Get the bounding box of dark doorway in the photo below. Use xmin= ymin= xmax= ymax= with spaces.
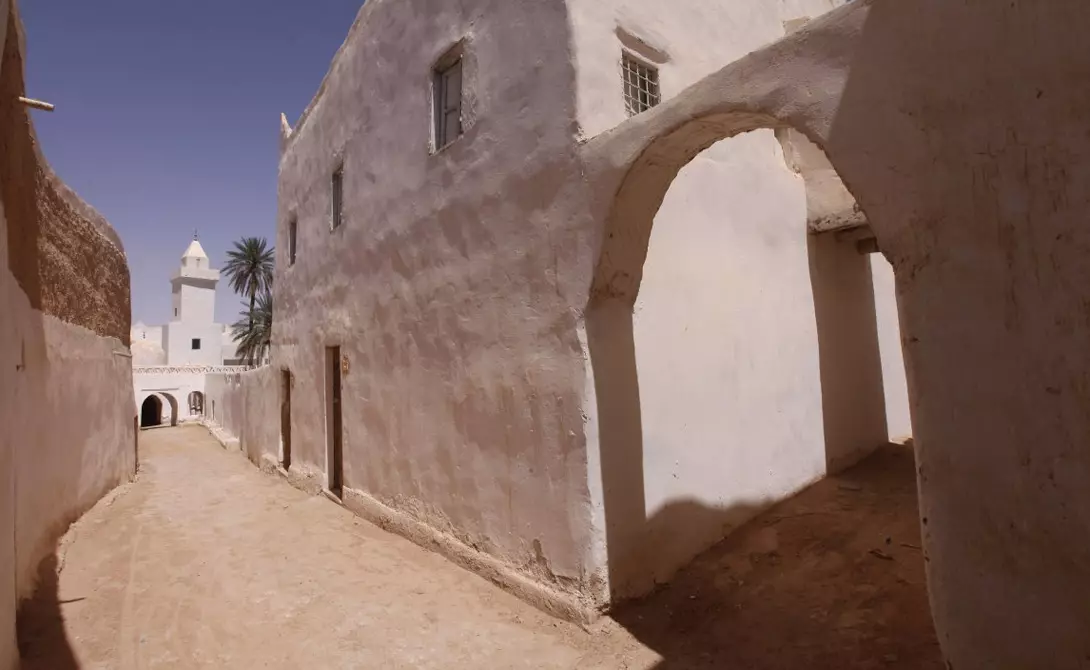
xmin=325 ymin=347 xmax=343 ymax=497
xmin=140 ymin=396 xmax=162 ymax=428
xmin=281 ymin=369 xmax=292 ymax=470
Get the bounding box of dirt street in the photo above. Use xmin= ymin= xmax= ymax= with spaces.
xmin=17 ymin=426 xmax=940 ymax=669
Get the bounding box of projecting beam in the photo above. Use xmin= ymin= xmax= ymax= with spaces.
xmin=17 ymin=96 xmax=54 ymax=112
xmin=808 ymin=207 xmax=867 ymax=234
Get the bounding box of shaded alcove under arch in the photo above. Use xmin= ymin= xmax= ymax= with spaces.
xmin=139 ymin=392 xmax=179 ymax=429
xmin=139 ymin=395 xmax=161 ymax=428
xmin=585 ymin=114 xmax=913 ymax=603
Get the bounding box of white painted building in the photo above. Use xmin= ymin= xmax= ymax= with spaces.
xmin=132 ymin=238 xmax=245 ymax=427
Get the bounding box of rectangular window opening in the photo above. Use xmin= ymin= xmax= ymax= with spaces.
xmin=622 ymin=53 xmax=660 ymax=117
xmin=330 ymin=167 xmax=344 ymax=231
xmin=434 ymin=54 xmax=463 ymax=150
xmin=288 ymin=218 xmax=298 ymax=265
xmin=191 ymin=338 xmax=201 ymax=350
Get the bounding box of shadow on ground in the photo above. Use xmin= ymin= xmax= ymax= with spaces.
xmin=17 ymin=549 xmax=80 ymax=670
xmin=609 ymin=444 xmax=943 ymax=670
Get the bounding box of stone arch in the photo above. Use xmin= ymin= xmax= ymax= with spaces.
xmin=584 ymin=108 xmax=901 ymax=597
xmin=590 ymin=112 xmax=886 ymax=305
xmin=139 ymin=392 xmax=179 ymax=428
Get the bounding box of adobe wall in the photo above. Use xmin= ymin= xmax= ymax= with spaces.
xmin=0 ymin=2 xmax=136 ymax=666
xmin=566 ymin=0 xmax=848 ymax=141
xmin=577 ymin=0 xmax=1090 ymax=666
xmin=204 ymin=367 xmax=279 ymax=467
xmin=274 ymin=0 xmax=604 ymax=613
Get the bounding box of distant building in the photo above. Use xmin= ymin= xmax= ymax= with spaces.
xmin=132 ymin=237 xmax=243 ymax=427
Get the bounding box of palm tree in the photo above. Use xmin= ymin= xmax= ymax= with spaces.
xmin=222 ymin=237 xmax=274 ymax=328
xmin=232 ymin=288 xmax=273 ymax=366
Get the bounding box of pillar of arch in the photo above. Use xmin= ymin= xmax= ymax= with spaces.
xmin=578 ymin=0 xmax=1090 ymax=666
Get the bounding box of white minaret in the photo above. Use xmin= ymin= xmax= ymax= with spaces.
xmin=171 ymin=234 xmax=218 ymax=323
xmin=164 ymin=234 xmax=223 ymax=366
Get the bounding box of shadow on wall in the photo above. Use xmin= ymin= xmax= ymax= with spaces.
xmin=15 ymin=550 xmax=78 ymax=670
xmin=2 ymin=3 xmax=135 ymax=664
xmin=586 ymin=196 xmax=897 ymax=601
xmin=609 ymin=444 xmax=940 ymax=670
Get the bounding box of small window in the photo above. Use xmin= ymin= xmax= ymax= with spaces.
xmin=330 ymin=167 xmax=344 ymax=230
xmin=434 ymin=55 xmax=463 ymax=149
xmin=174 ymin=308 xmax=178 ymax=318
xmin=622 ymin=53 xmax=660 ymax=116
xmin=288 ymin=218 xmax=298 ymax=265
xmin=191 ymin=338 xmax=201 ymax=350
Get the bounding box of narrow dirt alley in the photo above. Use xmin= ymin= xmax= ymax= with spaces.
xmin=15 ymin=426 xmax=626 ymax=669
xmin=17 ymin=426 xmax=940 ymax=669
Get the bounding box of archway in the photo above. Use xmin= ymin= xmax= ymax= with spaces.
xmin=139 ymin=392 xmax=179 ymax=428
xmin=585 ymin=109 xmax=926 ymax=666
xmin=140 ymin=395 xmax=162 ymax=428
xmin=573 ymin=0 xmax=1090 ymax=665
xmin=188 ymin=391 xmax=204 ymax=416
xmin=589 ymin=110 xmax=909 ymax=585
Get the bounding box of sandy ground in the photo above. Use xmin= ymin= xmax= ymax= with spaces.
xmin=17 ymin=426 xmax=941 ymax=669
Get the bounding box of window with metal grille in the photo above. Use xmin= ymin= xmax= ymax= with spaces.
xmin=288 ymin=218 xmax=297 ymax=265
xmin=330 ymin=167 xmax=344 ymax=230
xmin=434 ymin=56 xmax=463 ymax=149
xmin=622 ymin=54 xmax=660 ymax=116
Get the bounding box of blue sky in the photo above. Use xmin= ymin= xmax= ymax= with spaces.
xmin=22 ymin=1 xmax=363 ymax=326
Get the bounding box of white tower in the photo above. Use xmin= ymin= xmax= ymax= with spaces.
xmin=163 ymin=235 xmax=223 ymax=366
xmin=171 ymin=236 xmax=218 ymax=323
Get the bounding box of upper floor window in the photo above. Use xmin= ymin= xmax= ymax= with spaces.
xmin=434 ymin=52 xmax=463 ymax=149
xmin=330 ymin=166 xmax=344 ymax=231
xmin=288 ymin=217 xmax=298 ymax=265
xmin=191 ymin=338 xmax=201 ymax=350
xmin=622 ymin=53 xmax=660 ymax=116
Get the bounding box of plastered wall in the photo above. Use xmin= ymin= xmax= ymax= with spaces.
xmin=566 ymin=0 xmax=847 ymax=140
xmin=274 ymin=0 xmax=602 ymax=608
xmin=627 ymin=132 xmax=822 ymax=594
xmin=0 ymin=2 xmax=135 ymax=666
xmin=204 ymin=368 xmax=279 ymax=467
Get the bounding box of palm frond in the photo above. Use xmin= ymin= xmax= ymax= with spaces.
xmin=222 ymin=237 xmax=275 ymax=303
xmin=232 ymin=287 xmax=274 ymax=366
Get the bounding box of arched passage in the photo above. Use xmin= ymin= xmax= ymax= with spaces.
xmin=140 ymin=395 xmax=162 ymax=428
xmin=576 ymin=0 xmax=1090 ymax=665
xmin=586 ymin=112 xmax=914 ymax=607
xmin=139 ymin=392 xmax=179 ymax=428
